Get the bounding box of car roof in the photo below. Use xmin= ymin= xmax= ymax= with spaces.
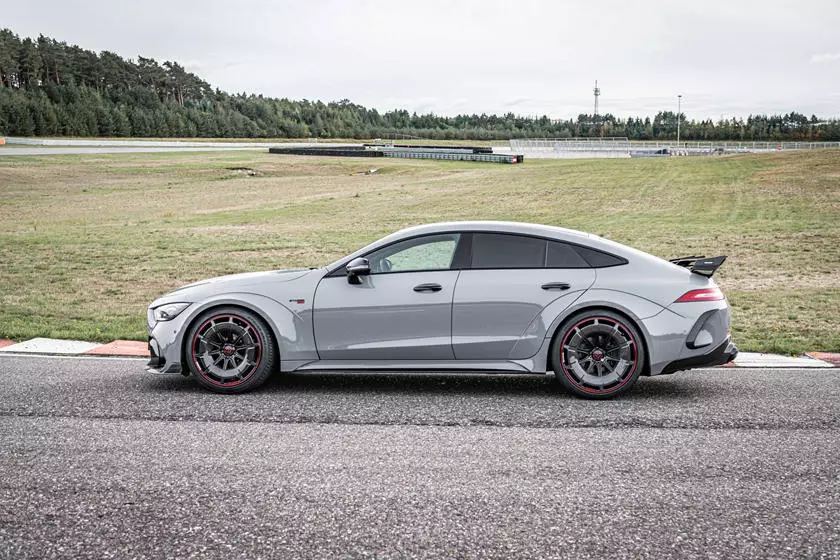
xmin=389 ymin=221 xmax=593 ymax=241
xmin=325 ymin=221 xmax=653 ymax=271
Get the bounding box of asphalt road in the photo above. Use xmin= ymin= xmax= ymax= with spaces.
xmin=1 ymin=355 xmax=838 ymax=559
xmin=0 ymin=147 xmax=266 ymax=156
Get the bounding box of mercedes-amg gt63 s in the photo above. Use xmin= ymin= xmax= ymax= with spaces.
xmin=146 ymin=221 xmax=737 ymax=399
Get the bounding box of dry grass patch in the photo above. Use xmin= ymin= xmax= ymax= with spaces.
xmin=1 ymin=149 xmax=838 ymax=352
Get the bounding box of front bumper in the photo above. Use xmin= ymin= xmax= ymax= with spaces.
xmin=147 ymin=338 xmax=164 ymax=369
xmin=146 ymin=310 xmax=192 ymax=375
xmin=660 ymin=337 xmax=739 ymax=375
xmin=146 ymin=337 xmax=183 ymax=374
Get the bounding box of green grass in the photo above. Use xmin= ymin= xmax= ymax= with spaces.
xmin=1 ymin=149 xmax=838 ymax=353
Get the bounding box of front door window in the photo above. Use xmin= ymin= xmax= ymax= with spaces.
xmin=366 ymin=234 xmax=461 ymax=274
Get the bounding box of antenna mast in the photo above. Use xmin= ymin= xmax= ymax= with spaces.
xmin=593 ymin=80 xmax=600 ymax=118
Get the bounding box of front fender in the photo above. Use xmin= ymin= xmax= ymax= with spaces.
xmin=151 ymin=292 xmax=317 ymax=374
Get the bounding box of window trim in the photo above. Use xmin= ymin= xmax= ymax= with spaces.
xmin=326 ymin=230 xmax=628 ymax=277
xmin=465 ymin=231 xmax=628 ymax=270
xmin=325 ymin=232 xmax=466 ymax=278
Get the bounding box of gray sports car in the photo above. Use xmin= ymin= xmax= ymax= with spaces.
xmin=146 ymin=221 xmax=737 ymax=398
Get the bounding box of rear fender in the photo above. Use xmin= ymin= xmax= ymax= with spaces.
xmin=533 ymin=289 xmax=666 ymax=374
xmin=544 ymin=289 xmax=664 ymax=341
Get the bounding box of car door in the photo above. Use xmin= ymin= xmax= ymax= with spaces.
xmin=452 ymin=233 xmax=597 ymax=360
xmin=313 ymin=233 xmax=463 ymax=360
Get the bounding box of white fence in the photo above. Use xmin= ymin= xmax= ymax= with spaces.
xmin=509 ymin=138 xmax=840 ymax=158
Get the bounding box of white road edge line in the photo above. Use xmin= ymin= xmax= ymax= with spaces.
xmin=0 ymin=353 xmax=147 ymax=361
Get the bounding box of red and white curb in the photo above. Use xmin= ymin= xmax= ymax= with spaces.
xmin=0 ymin=338 xmax=149 ymax=357
xmin=727 ymin=352 xmax=834 ymax=368
xmin=0 ymin=337 xmax=838 ymax=367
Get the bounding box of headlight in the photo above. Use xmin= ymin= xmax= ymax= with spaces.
xmin=152 ymin=302 xmax=191 ymax=322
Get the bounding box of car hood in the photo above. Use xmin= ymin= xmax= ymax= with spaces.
xmin=151 ymin=269 xmax=316 ymax=307
xmin=177 ymin=269 xmax=310 ymax=289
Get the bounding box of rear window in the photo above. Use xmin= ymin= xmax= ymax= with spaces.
xmin=471 ymin=233 xmax=545 ymax=269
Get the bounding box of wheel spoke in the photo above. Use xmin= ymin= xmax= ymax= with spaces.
xmin=561 ymin=317 xmax=637 ymax=391
xmin=193 ymin=314 xmax=263 ymax=384
xmin=606 ymin=340 xmax=633 ymax=352
xmin=197 ymin=335 xmax=220 ymax=347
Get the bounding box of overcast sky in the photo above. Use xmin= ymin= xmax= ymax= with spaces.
xmin=4 ymin=0 xmax=840 ymax=119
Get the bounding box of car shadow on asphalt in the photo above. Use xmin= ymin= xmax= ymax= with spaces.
xmin=141 ymin=371 xmax=720 ymax=401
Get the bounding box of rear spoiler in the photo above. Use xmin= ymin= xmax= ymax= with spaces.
xmin=668 ymin=255 xmax=727 ymax=277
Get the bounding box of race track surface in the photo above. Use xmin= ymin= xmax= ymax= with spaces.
xmin=1 ymin=355 xmax=838 ymax=559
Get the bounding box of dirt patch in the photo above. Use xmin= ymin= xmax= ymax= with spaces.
xmin=225 ymin=167 xmax=259 ymax=176
xmin=189 ymin=225 xmax=266 ymax=232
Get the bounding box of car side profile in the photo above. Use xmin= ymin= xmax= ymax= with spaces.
xmin=146 ymin=221 xmax=737 ymax=399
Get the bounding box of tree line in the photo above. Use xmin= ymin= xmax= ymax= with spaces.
xmin=1 ymin=28 xmax=838 ymax=141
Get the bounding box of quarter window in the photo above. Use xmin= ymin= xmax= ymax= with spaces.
xmin=575 ymin=245 xmax=626 ymax=268
xmin=546 ymin=241 xmax=591 ymax=268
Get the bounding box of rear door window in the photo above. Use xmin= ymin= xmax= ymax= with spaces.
xmin=470 ymin=233 xmax=546 ymax=269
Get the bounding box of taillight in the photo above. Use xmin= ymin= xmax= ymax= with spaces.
xmin=675 ymin=287 xmax=724 ymax=303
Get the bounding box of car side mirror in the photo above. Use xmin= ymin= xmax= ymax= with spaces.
xmin=346 ymin=257 xmax=371 ymax=284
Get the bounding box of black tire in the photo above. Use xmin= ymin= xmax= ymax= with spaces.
xmin=550 ymin=310 xmax=645 ymax=399
xmin=184 ymin=306 xmax=276 ymax=394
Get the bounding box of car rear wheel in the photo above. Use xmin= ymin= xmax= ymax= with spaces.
xmin=185 ymin=307 xmax=276 ymax=394
xmin=550 ymin=310 xmax=644 ymax=399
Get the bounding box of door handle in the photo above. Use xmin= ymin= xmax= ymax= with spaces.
xmin=414 ymin=283 xmax=443 ymax=293
xmin=541 ymin=282 xmax=571 ymax=291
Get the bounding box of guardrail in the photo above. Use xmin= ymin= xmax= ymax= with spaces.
xmin=383 ymin=151 xmax=522 ymax=163
xmin=510 ymin=138 xmax=840 ymax=153
xmin=269 ymin=145 xmax=524 ymax=164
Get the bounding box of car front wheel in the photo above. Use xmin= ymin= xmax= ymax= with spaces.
xmin=185 ymin=307 xmax=276 ymax=394
xmin=550 ymin=310 xmax=644 ymax=399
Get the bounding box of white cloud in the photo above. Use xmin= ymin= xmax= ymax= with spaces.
xmin=810 ymin=52 xmax=840 ymax=64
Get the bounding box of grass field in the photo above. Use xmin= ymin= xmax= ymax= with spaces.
xmin=1 ymin=150 xmax=838 ymax=353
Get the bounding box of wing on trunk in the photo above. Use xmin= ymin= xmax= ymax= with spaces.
xmin=669 ymin=255 xmax=727 ymax=277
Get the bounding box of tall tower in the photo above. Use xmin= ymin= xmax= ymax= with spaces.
xmin=593 ymin=80 xmax=600 ymax=118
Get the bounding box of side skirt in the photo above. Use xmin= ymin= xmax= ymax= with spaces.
xmin=292 ymin=359 xmax=534 ymax=373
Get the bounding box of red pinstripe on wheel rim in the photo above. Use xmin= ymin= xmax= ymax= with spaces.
xmin=559 ymin=316 xmax=638 ymax=394
xmin=191 ymin=314 xmax=262 ymax=387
